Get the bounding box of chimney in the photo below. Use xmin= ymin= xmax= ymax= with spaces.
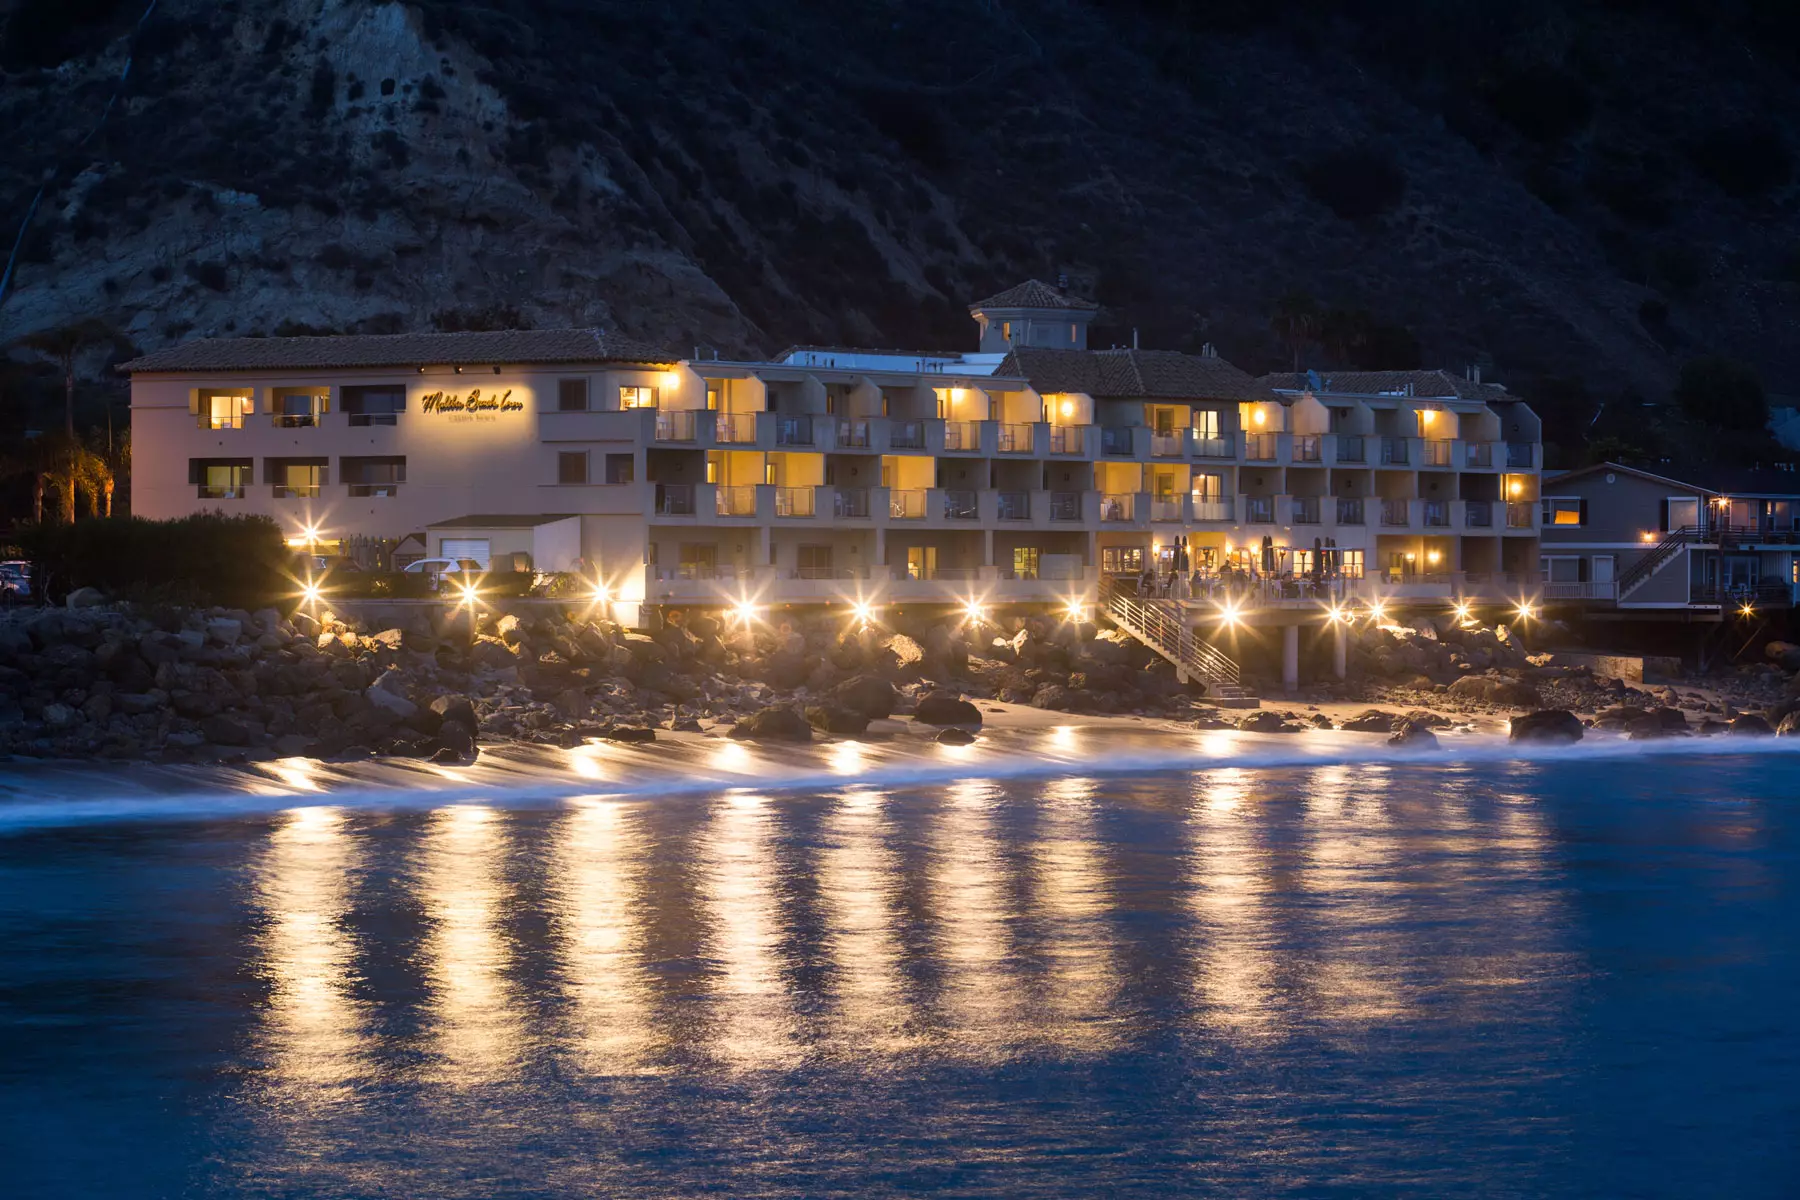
xmin=1473 ymin=365 xmax=1483 ymax=385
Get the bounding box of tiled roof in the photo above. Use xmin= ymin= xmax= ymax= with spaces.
xmin=1555 ymin=461 xmax=1800 ymax=498
xmin=118 ymin=328 xmax=676 ymax=373
xmin=968 ymin=279 xmax=1100 ymax=312
xmin=1260 ymin=369 xmax=1513 ymax=402
xmin=998 ymin=347 xmax=1276 ymax=403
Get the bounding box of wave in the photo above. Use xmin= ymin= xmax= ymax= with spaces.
xmin=0 ymin=725 xmax=1796 ymax=832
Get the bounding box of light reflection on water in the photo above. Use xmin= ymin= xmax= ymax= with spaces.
xmin=553 ymin=798 xmax=660 ymax=1076
xmin=417 ymin=804 xmax=519 ymax=1086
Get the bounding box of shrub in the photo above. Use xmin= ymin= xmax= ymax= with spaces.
xmin=1675 ymin=356 xmax=1767 ymax=432
xmin=1300 ymin=145 xmax=1407 ymax=220
xmin=17 ymin=514 xmax=288 ymax=609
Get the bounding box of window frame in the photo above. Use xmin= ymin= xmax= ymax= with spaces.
xmin=340 ymin=385 xmax=405 ymax=427
xmin=557 ymin=451 xmax=589 ymax=485
xmin=557 ymin=378 xmax=590 ymax=412
xmin=618 ymin=385 xmax=660 ymax=410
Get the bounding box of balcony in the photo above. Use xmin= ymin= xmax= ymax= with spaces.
xmin=1335 ymin=435 xmax=1367 ymax=464
xmin=1464 ymin=442 xmax=1493 ymax=469
xmin=1506 ymin=442 xmax=1535 ymax=469
xmin=774 ymin=415 xmax=814 ymax=447
xmin=1423 ymin=499 xmax=1451 ymax=527
xmin=1192 ymin=435 xmax=1233 ymax=459
xmin=1150 ymin=496 xmax=1184 ymax=522
xmin=1244 ymin=432 xmax=1278 ymax=462
xmin=715 ymin=413 xmax=757 ymax=444
xmin=1465 ymin=499 xmax=1493 ymax=528
xmin=654 ymin=482 xmax=696 ymax=516
xmin=1244 ymin=496 xmax=1275 ymax=524
xmin=1506 ymin=501 xmax=1536 ymax=529
xmin=997 ymin=490 xmax=1031 ymax=520
xmin=942 ymin=489 xmax=979 ymax=520
xmin=197 ymin=484 xmax=246 ymax=500
xmin=1336 ymin=498 xmax=1365 ymax=525
xmin=1101 ymin=426 xmax=1135 ymax=456
xmin=1422 ymin=439 xmax=1453 ymax=468
xmin=1292 ymin=435 xmax=1322 ymax=463
xmin=889 ymin=421 xmax=927 ymax=450
xmin=836 ymin=418 xmax=871 ymax=448
xmin=272 ymin=483 xmax=320 ymax=499
xmin=654 ymin=410 xmax=697 ymax=442
xmin=1049 ymin=491 xmax=1083 ymax=521
xmin=1192 ymin=497 xmax=1233 ymax=522
xmin=890 ymin=488 xmax=928 ymax=519
xmin=998 ymin=423 xmax=1034 ymax=453
xmin=943 ymin=421 xmax=979 ymax=452
xmin=1381 ymin=498 xmax=1410 ymax=526
xmin=1049 ymin=425 xmax=1084 ymax=455
xmin=1292 ymin=496 xmax=1321 ymax=524
xmin=1380 ymin=437 xmax=1410 ymax=466
xmin=774 ymin=486 xmax=815 ymax=517
xmin=715 ymin=484 xmax=758 ymax=516
xmin=1100 ymin=492 xmax=1135 ymax=521
xmin=1150 ymin=432 xmax=1185 ymax=458
xmin=834 ymin=487 xmax=871 ymax=519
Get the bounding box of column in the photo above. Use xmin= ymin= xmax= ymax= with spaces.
xmin=1282 ymin=624 xmax=1300 ymax=692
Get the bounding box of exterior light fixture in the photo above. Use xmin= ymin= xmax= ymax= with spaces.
xmin=1427 ymin=550 xmax=1442 ymax=566
xmin=591 ymin=581 xmax=611 ymax=604
xmin=1515 ymin=602 xmax=1536 ymax=621
xmin=1641 ymin=531 xmax=1656 ymax=542
xmin=1739 ymin=602 xmax=1756 ymax=618
xmin=1252 ymin=408 xmax=1266 ymax=426
xmin=1064 ymin=598 xmax=1087 ymax=621
xmin=300 ymin=582 xmax=321 ymax=605
xmin=851 ymin=600 xmax=875 ymax=625
xmin=1453 ymin=601 xmax=1472 ymax=622
xmin=1325 ymin=603 xmax=1345 ymax=624
xmin=1060 ymin=399 xmax=1074 ymax=419
xmin=1368 ymin=600 xmax=1387 ymax=623
xmin=1509 ymin=480 xmax=1524 ymax=498
xmin=733 ymin=601 xmax=761 ymax=625
xmin=1217 ymin=600 xmax=1243 ymax=627
xmin=962 ymin=601 xmax=986 ymax=623
xmin=458 ymin=583 xmax=480 ymax=606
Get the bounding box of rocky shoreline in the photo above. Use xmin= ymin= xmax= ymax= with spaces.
xmin=2 ymin=601 xmax=1798 ymax=765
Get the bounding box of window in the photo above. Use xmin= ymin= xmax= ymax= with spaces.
xmin=1541 ymin=556 xmax=1582 ymax=583
xmin=1292 ymin=549 xmax=1314 ymax=576
xmin=340 ymin=386 xmax=404 ymax=426
xmin=557 ymin=452 xmax=588 ymax=485
xmin=619 ymin=385 xmax=659 ymax=409
xmin=1541 ymin=497 xmax=1584 ymax=526
xmin=1102 ymin=546 xmax=1144 ymax=574
xmin=1001 ymin=321 xmax=1012 ymax=341
xmin=1193 ymin=409 xmax=1221 ymax=440
xmin=678 ymin=543 xmax=717 ymax=579
xmin=340 ymin=456 xmax=405 ymax=497
xmin=605 ymin=453 xmax=635 ymax=485
xmin=190 ymin=458 xmax=252 ymax=499
xmin=267 ymin=458 xmax=328 ymax=498
xmin=797 ymin=545 xmax=833 ymax=578
xmin=1339 ymin=549 xmax=1365 ymax=579
xmin=272 ymin=388 xmax=327 ymax=428
xmin=1069 ymin=323 xmax=1077 ymax=342
xmin=706 ymin=384 xmax=722 ymax=411
xmin=1191 ymin=472 xmax=1223 ymax=501
xmin=1012 ymin=547 xmax=1040 ymax=579
xmin=558 ymin=378 xmax=589 ymax=412
xmin=197 ymin=389 xmax=253 ymax=430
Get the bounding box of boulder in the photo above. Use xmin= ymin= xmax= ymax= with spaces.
xmin=1764 ymin=641 xmax=1800 ymax=672
xmin=437 ymin=720 xmax=477 ymax=759
xmin=805 ymin=704 xmax=871 ymax=735
xmin=1236 ymin=710 xmax=1291 ymax=733
xmin=1340 ymin=709 xmax=1396 ymax=733
xmin=1447 ymin=675 xmax=1542 ymax=708
xmin=1400 ymin=709 xmax=1453 ymax=729
xmin=1030 ymin=684 xmax=1076 ymax=711
xmin=830 ymin=674 xmax=897 ymax=720
xmin=1388 ymin=720 xmax=1440 ymax=749
xmin=204 ymin=617 xmax=243 ymax=646
xmin=935 ymin=727 xmax=977 ymax=746
xmin=64 ymin=587 xmax=105 ymax=609
xmin=1508 ymin=709 xmax=1584 ymax=744
xmin=1726 ymin=713 xmax=1774 ymax=737
xmin=201 ymin=714 xmax=257 ymax=746
xmin=366 ymin=671 xmax=419 ymax=719
xmin=1778 ymin=711 xmax=1800 ymax=737
xmin=429 ymin=694 xmax=478 ymax=729
xmin=913 ymin=692 xmax=982 ymax=726
xmin=729 ymin=705 xmax=814 ymax=742
xmin=596 ymin=725 xmax=657 ymax=744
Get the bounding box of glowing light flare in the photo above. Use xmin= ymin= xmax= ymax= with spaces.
xmin=1515 ymin=601 xmax=1537 ymax=621
xmin=732 ymin=600 xmax=762 ymax=626
xmin=1366 ymin=600 xmax=1388 ymax=624
xmin=1063 ymin=599 xmax=1088 ymax=622
xmin=1324 ymin=603 xmax=1347 ymax=625
xmin=299 ymin=581 xmax=322 ymax=606
xmin=1453 ymin=602 xmax=1472 ymax=623
xmin=962 ymin=600 xmax=987 ymax=624
xmin=850 ymin=600 xmax=876 ymax=627
xmin=1739 ymin=602 xmax=1756 ymax=618
xmin=1216 ymin=599 xmax=1244 ymax=628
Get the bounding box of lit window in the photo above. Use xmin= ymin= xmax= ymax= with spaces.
xmin=619 ymin=385 xmax=659 ymax=409
xmin=1542 ymin=497 xmax=1583 ymax=526
xmin=1013 ymin=546 xmax=1041 ymax=579
xmin=272 ymin=389 xmax=326 ymax=428
xmin=1001 ymin=321 xmax=1012 ymax=341
xmin=199 ymin=390 xmax=253 ymax=430
xmin=1340 ymin=549 xmax=1365 ymax=579
xmin=269 ymin=459 xmax=327 ymax=498
xmin=192 ymin=459 xmax=252 ymax=498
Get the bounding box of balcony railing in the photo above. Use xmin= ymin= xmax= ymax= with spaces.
xmin=1192 ymin=435 xmax=1233 ymax=458
xmin=1423 ymin=499 xmax=1451 ymax=527
xmin=272 ymin=483 xmax=320 ymax=499
xmin=1049 ymin=425 xmax=1084 ymax=455
xmin=1100 ymin=492 xmax=1135 ymax=521
xmin=775 ymin=415 xmax=814 ymax=446
xmin=1050 ymin=491 xmax=1082 ymax=521
xmin=1292 ymin=435 xmax=1322 ymax=463
xmin=997 ymin=490 xmax=1031 ymax=520
xmin=1464 ymin=442 xmax=1493 ymax=468
xmin=1292 ymin=496 xmax=1321 ymax=524
xmin=347 ymin=483 xmax=399 ymax=498
xmin=889 ymin=488 xmax=927 ymax=519
xmin=655 ymin=410 xmax=696 ymax=442
xmin=943 ymin=421 xmax=979 ymax=451
xmin=1422 ymin=439 xmax=1453 ymax=468
xmin=1380 ymin=437 xmax=1409 ymax=466
xmin=715 ymin=412 xmax=757 ymax=444
xmin=774 ymin=486 xmax=815 ymax=517
xmin=654 ymin=483 xmax=695 ymax=516
xmin=836 ymin=418 xmax=870 ymax=448
xmin=1506 ymin=501 xmax=1535 ymax=528
xmin=834 ymin=487 xmax=870 ymax=519
xmin=198 ymin=484 xmax=246 ymax=500
xmin=1336 ymin=435 xmax=1366 ymax=464
xmin=890 ymin=421 xmax=927 ymax=450
xmin=1244 ymin=496 xmax=1275 ymax=524
xmin=1101 ymin=426 xmax=1135 ymax=456
xmin=942 ymin=489 xmax=978 ymax=520
xmin=1336 ymin=498 xmax=1365 ymax=525
xmin=1381 ymin=498 xmax=1410 ymax=526
xmin=1150 ymin=496 xmax=1184 ymax=522
xmin=1465 ymin=499 xmax=1493 ymax=527
xmin=998 ymin=423 xmax=1034 ymax=453
xmin=1151 ymin=432 xmax=1184 ymax=458
xmin=1244 ymin=432 xmax=1278 ymax=461
xmin=1192 ymin=497 xmax=1233 ymax=521
xmin=715 ymin=485 xmax=757 ymax=516
xmin=1506 ymin=442 xmax=1535 ymax=468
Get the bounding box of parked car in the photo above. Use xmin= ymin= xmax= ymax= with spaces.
xmin=401 ymin=557 xmax=484 ymax=592
xmin=0 ymin=560 xmax=29 ymax=602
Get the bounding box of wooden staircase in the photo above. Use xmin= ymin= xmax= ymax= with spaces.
xmin=1097 ymin=578 xmax=1257 ymax=706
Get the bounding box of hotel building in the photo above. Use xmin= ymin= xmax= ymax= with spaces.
xmin=124 ymin=283 xmax=1543 ymax=629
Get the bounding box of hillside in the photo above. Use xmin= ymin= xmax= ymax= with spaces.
xmin=2 ymin=0 xmax=1799 ymax=452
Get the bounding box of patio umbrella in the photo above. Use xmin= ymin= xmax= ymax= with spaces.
xmin=1261 ymin=535 xmax=1275 ymax=574
xmin=1175 ymin=535 xmax=1189 ymax=575
xmin=1312 ymin=537 xmax=1324 ymax=582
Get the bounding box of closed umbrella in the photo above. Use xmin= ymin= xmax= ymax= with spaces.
xmin=1312 ymin=536 xmax=1324 ymax=583
xmin=1261 ymin=534 xmax=1275 ymax=575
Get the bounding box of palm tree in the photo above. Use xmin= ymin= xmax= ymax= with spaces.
xmin=1269 ymin=291 xmax=1321 ymax=372
xmin=6 ymin=433 xmax=107 ymax=524
xmin=15 ymin=320 xmax=123 ymax=438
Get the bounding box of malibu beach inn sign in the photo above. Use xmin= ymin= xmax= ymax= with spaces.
xmin=420 ymin=387 xmax=526 ymax=416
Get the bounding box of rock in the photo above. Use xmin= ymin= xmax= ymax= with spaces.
xmin=366 ymin=671 xmax=419 ymax=719
xmin=430 ymin=746 xmax=464 ymax=764
xmin=64 ymin=587 xmax=105 ymax=609
xmin=1726 ymin=713 xmax=1774 ymax=737
xmin=935 ymin=727 xmax=977 ymax=745
xmin=201 ymin=714 xmax=256 ymax=746
xmin=913 ymin=692 xmax=982 ymax=726
xmin=1764 ymin=641 xmax=1800 ymax=672
xmin=830 ymin=674 xmax=898 ymax=719
xmin=1341 ymin=709 xmax=1395 ymax=733
xmin=40 ymin=702 xmax=77 ymax=729
xmin=1030 ymin=684 xmax=1077 ymax=711
xmin=1388 ymin=720 xmax=1440 ymax=749
xmin=670 ymin=716 xmax=704 ymax=733
xmin=368 ymin=628 xmax=405 ymax=649
xmin=1508 ymin=709 xmax=1584 ymax=744
xmin=806 ymin=704 xmax=871 ymax=735
xmin=1400 ymin=709 xmax=1452 ymax=729
xmin=114 ymin=693 xmax=161 ymax=716
xmin=429 ymin=694 xmax=478 ymax=730
xmin=596 ymin=725 xmax=657 ymax=743
xmin=1236 ymin=710 xmax=1291 ymax=733
xmin=1308 ymin=713 xmax=1334 ymax=728
xmin=1447 ymin=675 xmax=1542 ymax=708
xmin=729 ymin=705 xmax=813 ymax=742
xmin=272 ymin=733 xmax=315 ymax=756
xmin=204 ymin=617 xmax=243 ymax=646
xmin=1778 ymin=711 xmax=1800 ymax=737
xmin=437 ymin=720 xmax=477 ymax=758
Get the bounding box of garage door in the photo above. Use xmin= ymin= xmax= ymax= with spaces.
xmin=439 ymin=538 xmax=491 ymax=567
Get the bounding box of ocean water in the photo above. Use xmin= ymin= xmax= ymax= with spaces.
xmin=0 ymin=733 xmax=1796 ymax=1198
